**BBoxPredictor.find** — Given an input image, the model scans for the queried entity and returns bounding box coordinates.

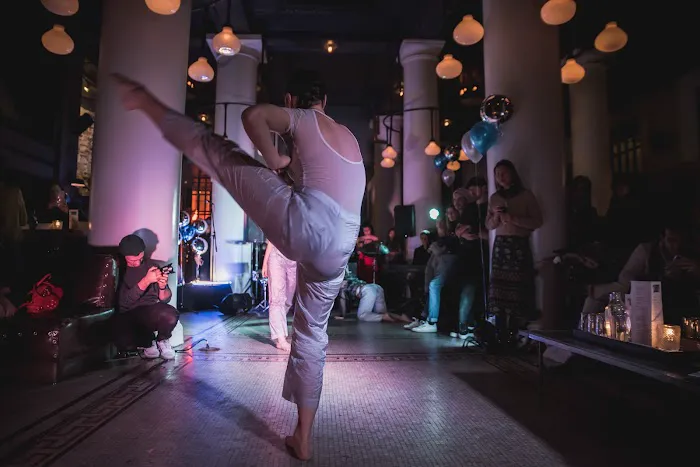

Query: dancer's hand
[262,262,268,278]
[112,73,149,111]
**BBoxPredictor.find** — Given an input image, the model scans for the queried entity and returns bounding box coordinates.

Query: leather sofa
[0,237,119,384]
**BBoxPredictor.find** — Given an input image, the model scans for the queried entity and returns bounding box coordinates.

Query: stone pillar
[483,0,566,327]
[89,0,191,344]
[570,52,612,214]
[370,115,403,244]
[207,35,262,293]
[400,39,444,253]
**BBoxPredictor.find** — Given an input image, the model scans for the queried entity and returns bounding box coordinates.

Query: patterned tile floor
[0,311,695,467]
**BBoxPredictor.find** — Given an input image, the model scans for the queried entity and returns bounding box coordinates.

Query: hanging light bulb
[561,58,585,84]
[145,0,180,15]
[594,22,628,53]
[41,0,79,16]
[380,158,395,169]
[459,149,468,161]
[324,40,337,53]
[213,26,241,56]
[446,160,461,171]
[540,0,576,26]
[435,54,463,80]
[188,57,215,83]
[382,144,397,160]
[42,25,74,55]
[453,15,484,46]
[425,140,441,156]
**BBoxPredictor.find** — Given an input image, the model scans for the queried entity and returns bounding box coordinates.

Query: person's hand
[111,73,148,111]
[143,266,160,285]
[500,212,512,224]
[494,205,507,213]
[194,254,204,267]
[262,262,269,278]
[157,271,168,289]
[675,257,698,274]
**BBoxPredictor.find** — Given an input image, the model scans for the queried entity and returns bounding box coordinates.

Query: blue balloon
[434,153,448,170]
[469,121,500,155]
[180,224,196,242]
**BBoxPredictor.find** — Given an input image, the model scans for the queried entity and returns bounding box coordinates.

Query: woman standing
[262,241,297,351]
[486,159,542,343]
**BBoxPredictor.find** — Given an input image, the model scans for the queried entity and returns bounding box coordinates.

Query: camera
[160,263,174,275]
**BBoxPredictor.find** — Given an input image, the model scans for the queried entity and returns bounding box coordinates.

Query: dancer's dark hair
[286,70,326,109]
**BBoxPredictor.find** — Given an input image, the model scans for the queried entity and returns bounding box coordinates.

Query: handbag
[20,274,64,314]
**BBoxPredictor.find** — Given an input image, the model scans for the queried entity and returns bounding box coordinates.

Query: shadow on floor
[454,362,696,467]
[177,377,288,455]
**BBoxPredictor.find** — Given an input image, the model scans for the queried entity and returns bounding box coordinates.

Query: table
[526,330,700,397]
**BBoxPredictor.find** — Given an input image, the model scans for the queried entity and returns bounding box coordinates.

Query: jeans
[458,282,477,327]
[113,302,179,349]
[356,284,387,322]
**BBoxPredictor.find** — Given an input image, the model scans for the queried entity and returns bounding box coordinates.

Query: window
[611,137,641,174]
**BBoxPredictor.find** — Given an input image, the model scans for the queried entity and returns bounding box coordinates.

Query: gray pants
[356,284,387,322]
[160,112,360,408]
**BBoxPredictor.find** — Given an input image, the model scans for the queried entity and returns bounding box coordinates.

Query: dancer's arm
[262,242,271,277]
[111,73,263,186]
[242,104,293,170]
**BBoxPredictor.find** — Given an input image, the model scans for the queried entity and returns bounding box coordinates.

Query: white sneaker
[157,339,176,360]
[412,322,437,333]
[404,319,423,330]
[140,341,160,359]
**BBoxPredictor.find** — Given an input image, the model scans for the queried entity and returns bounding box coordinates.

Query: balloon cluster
[178,211,209,255]
[460,94,514,165]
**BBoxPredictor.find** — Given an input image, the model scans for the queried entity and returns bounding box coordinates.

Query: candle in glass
[661,325,681,351]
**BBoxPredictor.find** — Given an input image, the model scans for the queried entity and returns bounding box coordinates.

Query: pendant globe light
[458,149,468,161]
[446,160,461,171]
[561,58,585,84]
[145,0,181,15]
[540,0,576,26]
[436,54,463,80]
[41,0,79,16]
[380,158,395,169]
[42,25,74,55]
[594,22,628,53]
[382,144,397,160]
[188,57,215,82]
[453,15,484,46]
[213,0,241,56]
[424,109,441,156]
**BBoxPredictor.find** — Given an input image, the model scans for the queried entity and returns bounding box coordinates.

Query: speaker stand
[249,272,269,315]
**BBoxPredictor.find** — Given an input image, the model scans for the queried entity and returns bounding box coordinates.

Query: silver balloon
[441,169,456,187]
[192,218,209,235]
[179,211,190,228]
[461,131,484,164]
[443,145,459,161]
[191,236,209,255]
[480,94,514,125]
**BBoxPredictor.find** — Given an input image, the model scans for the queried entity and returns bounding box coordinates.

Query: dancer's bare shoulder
[316,114,362,163]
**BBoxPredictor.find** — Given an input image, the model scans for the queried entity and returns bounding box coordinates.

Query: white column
[90,0,190,292]
[370,115,403,243]
[483,0,566,327]
[570,52,612,215]
[400,39,444,252]
[207,35,262,294]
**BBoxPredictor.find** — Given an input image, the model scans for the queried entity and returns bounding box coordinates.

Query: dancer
[113,70,365,461]
[262,240,297,351]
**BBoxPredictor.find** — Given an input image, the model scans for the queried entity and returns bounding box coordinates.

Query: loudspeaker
[394,205,415,237]
[220,293,253,315]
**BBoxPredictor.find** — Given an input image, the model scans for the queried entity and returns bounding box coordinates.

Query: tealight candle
[660,325,681,351]
[52,220,62,230]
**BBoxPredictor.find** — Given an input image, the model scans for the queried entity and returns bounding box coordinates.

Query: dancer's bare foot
[389,312,412,323]
[275,338,291,352]
[285,433,312,461]
[381,313,396,322]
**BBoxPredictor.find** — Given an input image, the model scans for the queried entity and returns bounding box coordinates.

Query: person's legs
[458,282,477,328]
[269,252,291,349]
[282,267,344,459]
[427,275,445,324]
[356,285,382,322]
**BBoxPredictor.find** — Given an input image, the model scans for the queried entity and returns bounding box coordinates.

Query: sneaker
[157,339,176,360]
[139,341,160,359]
[412,322,437,333]
[404,319,423,330]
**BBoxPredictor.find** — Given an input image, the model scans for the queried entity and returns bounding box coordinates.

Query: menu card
[629,281,664,347]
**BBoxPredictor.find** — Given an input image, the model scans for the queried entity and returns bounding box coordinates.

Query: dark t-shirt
[118,260,163,312]
[413,246,431,266]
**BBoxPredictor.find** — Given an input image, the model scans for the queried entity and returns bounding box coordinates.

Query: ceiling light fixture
[325,40,337,53]
[188,57,215,82]
[561,58,585,84]
[453,15,484,46]
[41,0,79,16]
[540,0,576,26]
[436,54,462,80]
[594,22,628,53]
[42,25,74,55]
[380,158,395,168]
[145,0,180,15]
[212,0,241,56]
